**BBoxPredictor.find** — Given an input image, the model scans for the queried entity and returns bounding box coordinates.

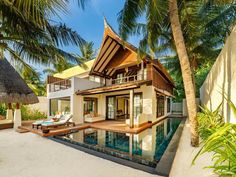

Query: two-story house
[74,20,175,128]
[47,20,174,127]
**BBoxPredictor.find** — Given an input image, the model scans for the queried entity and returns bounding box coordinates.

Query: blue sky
[56,0,141,54]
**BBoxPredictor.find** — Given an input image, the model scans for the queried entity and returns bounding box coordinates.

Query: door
[107,96,116,119]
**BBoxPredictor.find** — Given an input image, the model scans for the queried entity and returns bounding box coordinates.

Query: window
[84,97,98,115]
[157,95,165,117]
[167,98,171,113]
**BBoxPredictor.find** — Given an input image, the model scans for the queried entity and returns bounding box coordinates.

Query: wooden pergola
[0,58,39,129]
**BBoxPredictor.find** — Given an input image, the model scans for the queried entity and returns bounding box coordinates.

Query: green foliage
[197,104,224,140]
[194,99,236,176]
[43,41,95,76]
[0,0,86,79]
[21,106,46,121]
[76,41,96,61]
[194,123,236,176]
[194,63,212,97]
[0,104,6,116]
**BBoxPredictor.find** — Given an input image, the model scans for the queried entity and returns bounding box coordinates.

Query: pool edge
[48,117,186,176]
[155,118,186,176]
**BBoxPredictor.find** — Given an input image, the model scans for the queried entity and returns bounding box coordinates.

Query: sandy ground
[0,129,158,177]
[169,123,217,177]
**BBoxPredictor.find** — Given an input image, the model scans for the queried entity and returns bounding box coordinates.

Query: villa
[47,20,175,128]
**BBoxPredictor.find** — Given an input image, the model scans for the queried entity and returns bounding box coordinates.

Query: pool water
[54,118,181,167]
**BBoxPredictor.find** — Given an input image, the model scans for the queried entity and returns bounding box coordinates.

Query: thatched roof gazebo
[0,58,39,129]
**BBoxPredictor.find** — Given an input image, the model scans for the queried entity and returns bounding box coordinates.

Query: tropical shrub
[194,123,236,176]
[21,106,46,121]
[0,104,6,116]
[194,100,236,176]
[197,104,224,140]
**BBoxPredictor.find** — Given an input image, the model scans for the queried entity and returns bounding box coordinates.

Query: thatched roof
[0,59,39,104]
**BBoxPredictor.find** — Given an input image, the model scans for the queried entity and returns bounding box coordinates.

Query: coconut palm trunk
[169,0,199,146]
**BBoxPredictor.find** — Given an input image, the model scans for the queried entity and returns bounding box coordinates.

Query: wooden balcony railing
[111,74,145,85]
[48,79,71,92]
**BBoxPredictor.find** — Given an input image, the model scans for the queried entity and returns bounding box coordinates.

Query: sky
[55,0,141,55]
[37,0,142,79]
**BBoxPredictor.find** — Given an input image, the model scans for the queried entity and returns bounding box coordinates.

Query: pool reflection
[66,118,181,162]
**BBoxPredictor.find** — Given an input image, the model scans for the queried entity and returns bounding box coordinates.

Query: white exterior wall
[27,96,48,114]
[47,76,101,123]
[70,94,83,124]
[200,26,236,123]
[141,85,153,124]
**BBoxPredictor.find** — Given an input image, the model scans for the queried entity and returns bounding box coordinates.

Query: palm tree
[43,59,75,75]
[159,1,236,98]
[76,41,96,61]
[43,40,96,75]
[168,0,199,146]
[8,60,46,96]
[0,0,86,74]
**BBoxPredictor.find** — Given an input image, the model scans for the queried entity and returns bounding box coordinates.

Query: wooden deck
[18,115,184,137]
[19,124,90,137]
[89,120,152,134]
[19,120,154,137]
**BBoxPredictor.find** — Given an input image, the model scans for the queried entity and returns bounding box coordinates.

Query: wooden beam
[109,68,116,76]
[94,41,117,72]
[98,44,120,73]
[98,44,120,72]
[106,68,114,76]
[94,37,113,66]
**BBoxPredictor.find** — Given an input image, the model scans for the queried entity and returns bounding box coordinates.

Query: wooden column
[141,60,144,80]
[8,103,12,109]
[130,89,134,128]
[16,102,20,109]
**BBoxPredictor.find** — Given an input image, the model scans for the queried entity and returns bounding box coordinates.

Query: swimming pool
[53,118,182,168]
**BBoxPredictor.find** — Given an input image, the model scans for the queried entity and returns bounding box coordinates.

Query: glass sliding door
[84,97,98,116]
[107,96,116,119]
[157,95,165,117]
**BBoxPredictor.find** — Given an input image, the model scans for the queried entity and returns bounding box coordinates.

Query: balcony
[111,73,146,85]
[48,77,71,93]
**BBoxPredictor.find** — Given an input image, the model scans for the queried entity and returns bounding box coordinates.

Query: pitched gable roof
[90,18,174,86]
[89,18,139,77]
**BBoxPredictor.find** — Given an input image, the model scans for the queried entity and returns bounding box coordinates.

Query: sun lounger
[40,114,74,133]
[32,115,62,129]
